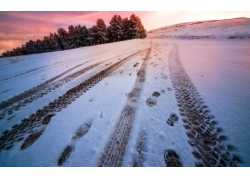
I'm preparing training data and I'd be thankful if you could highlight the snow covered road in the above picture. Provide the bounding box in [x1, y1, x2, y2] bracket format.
[0, 38, 249, 166]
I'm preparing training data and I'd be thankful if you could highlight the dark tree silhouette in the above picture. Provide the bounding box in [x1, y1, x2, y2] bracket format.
[1, 14, 147, 57]
[108, 15, 123, 42]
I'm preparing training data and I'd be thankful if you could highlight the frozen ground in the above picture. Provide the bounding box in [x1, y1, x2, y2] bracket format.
[0, 18, 249, 167]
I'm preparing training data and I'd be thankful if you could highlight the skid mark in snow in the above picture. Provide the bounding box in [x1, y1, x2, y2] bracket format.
[168, 45, 241, 167]
[58, 123, 91, 166]
[164, 150, 182, 167]
[133, 130, 147, 167]
[99, 46, 152, 167]
[0, 49, 147, 152]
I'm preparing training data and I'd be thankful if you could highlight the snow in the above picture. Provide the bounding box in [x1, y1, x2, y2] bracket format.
[147, 17, 250, 40]
[0, 18, 250, 167]
[176, 39, 250, 165]
[122, 44, 195, 167]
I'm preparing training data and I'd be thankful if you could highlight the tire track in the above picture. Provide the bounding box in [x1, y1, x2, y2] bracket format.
[0, 56, 82, 84]
[0, 60, 103, 120]
[0, 49, 147, 152]
[0, 59, 96, 110]
[0, 89, 11, 95]
[0, 50, 144, 120]
[99, 45, 152, 167]
[0, 51, 109, 84]
[168, 44, 241, 167]
[0, 47, 140, 84]
[133, 130, 147, 167]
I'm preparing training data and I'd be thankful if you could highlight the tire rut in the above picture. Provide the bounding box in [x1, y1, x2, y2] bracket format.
[0, 49, 147, 152]
[0, 57, 81, 84]
[99, 44, 152, 167]
[0, 60, 102, 119]
[0, 48, 142, 84]
[0, 50, 142, 120]
[0, 51, 108, 84]
[168, 44, 241, 167]
[133, 130, 147, 167]
[0, 59, 94, 109]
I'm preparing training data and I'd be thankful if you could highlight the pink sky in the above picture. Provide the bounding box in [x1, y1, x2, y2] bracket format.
[0, 11, 250, 54]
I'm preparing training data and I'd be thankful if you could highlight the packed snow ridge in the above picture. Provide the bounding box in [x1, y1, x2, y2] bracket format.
[0, 17, 249, 167]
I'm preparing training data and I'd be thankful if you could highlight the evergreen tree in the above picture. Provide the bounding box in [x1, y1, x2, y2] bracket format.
[74, 25, 84, 47]
[20, 45, 27, 55]
[91, 25, 97, 45]
[43, 36, 53, 52]
[129, 14, 138, 39]
[35, 39, 45, 53]
[67, 25, 77, 48]
[128, 14, 147, 39]
[2, 14, 147, 57]
[57, 27, 70, 50]
[80, 25, 89, 46]
[25, 40, 36, 54]
[87, 26, 97, 45]
[122, 17, 130, 40]
[95, 19, 108, 44]
[109, 15, 123, 42]
[49, 33, 61, 51]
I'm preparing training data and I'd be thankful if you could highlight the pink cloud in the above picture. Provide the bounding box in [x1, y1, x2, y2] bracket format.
[0, 40, 24, 55]
[0, 22, 55, 34]
[1, 11, 250, 54]
[0, 33, 44, 41]
[0, 11, 149, 54]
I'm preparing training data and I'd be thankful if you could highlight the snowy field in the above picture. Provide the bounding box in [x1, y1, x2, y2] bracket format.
[0, 18, 249, 167]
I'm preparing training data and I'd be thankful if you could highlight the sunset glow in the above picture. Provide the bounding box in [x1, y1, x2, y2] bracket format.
[0, 11, 250, 54]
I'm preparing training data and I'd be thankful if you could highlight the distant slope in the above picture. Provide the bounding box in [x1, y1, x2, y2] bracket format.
[147, 17, 250, 40]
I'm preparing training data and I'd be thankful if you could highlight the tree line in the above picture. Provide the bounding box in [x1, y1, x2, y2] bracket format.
[2, 14, 147, 57]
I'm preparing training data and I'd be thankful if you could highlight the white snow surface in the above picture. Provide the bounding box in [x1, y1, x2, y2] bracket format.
[0, 18, 250, 167]
[147, 17, 250, 40]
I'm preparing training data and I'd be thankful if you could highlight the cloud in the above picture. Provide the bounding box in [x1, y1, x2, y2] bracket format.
[0, 40, 24, 54]
[1, 11, 250, 53]
[0, 22, 55, 34]
[0, 11, 146, 54]
[0, 33, 45, 41]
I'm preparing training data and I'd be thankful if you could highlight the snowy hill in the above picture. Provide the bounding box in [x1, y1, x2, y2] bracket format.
[0, 17, 250, 167]
[147, 17, 250, 39]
